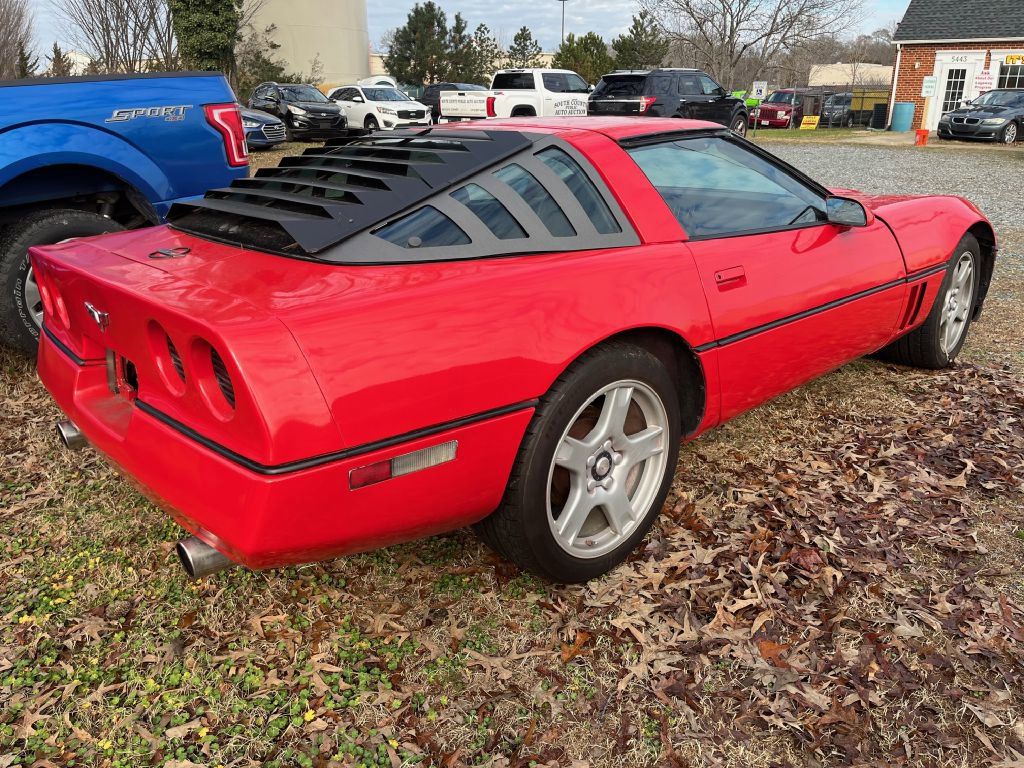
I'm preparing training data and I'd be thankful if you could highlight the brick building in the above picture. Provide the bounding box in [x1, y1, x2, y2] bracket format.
[888, 0, 1024, 130]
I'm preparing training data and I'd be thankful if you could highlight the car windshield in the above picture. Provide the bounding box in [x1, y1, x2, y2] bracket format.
[592, 75, 646, 97]
[971, 90, 1024, 107]
[280, 85, 329, 103]
[364, 88, 412, 102]
[824, 95, 850, 107]
[765, 92, 793, 103]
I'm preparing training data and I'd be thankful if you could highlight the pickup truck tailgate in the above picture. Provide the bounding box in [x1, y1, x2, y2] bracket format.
[440, 91, 490, 119]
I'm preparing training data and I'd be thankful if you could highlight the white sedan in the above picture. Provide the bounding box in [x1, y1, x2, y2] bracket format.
[326, 85, 431, 131]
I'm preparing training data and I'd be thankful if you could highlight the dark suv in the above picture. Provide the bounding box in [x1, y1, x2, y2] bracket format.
[422, 82, 486, 123]
[248, 82, 347, 140]
[588, 68, 748, 135]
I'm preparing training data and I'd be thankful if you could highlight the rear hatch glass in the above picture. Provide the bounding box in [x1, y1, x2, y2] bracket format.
[589, 75, 647, 115]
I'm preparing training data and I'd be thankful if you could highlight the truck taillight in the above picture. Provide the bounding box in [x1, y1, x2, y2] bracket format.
[486, 96, 497, 118]
[639, 96, 657, 114]
[204, 103, 248, 168]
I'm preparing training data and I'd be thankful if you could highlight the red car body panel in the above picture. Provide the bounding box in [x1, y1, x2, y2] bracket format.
[30, 117, 996, 571]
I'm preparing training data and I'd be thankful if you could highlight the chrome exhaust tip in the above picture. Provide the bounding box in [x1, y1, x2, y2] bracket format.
[56, 420, 86, 450]
[176, 536, 234, 579]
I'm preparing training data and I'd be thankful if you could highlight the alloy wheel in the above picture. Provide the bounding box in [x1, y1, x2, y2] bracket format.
[23, 264, 43, 331]
[546, 380, 670, 559]
[939, 251, 975, 355]
[732, 118, 747, 137]
[1004, 122, 1018, 144]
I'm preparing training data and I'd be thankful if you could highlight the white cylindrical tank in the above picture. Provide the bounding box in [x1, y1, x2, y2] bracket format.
[251, 0, 370, 89]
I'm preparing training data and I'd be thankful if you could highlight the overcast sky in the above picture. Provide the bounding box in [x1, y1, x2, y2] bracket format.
[28, 0, 908, 58]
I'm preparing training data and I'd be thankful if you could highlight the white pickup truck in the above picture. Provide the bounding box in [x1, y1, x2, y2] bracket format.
[439, 69, 591, 121]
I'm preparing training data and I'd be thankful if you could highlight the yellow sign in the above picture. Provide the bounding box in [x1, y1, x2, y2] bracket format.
[1007, 54, 1024, 65]
[799, 116, 820, 130]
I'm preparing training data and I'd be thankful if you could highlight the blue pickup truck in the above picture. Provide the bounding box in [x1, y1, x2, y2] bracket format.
[0, 71, 248, 355]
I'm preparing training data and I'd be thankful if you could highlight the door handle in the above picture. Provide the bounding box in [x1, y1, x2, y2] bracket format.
[714, 265, 746, 286]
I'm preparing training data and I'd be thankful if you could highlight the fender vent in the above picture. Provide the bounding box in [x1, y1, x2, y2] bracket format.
[900, 283, 928, 330]
[167, 128, 533, 257]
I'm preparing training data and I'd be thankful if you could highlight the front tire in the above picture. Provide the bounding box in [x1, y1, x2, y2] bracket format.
[475, 342, 681, 582]
[875, 233, 981, 369]
[364, 115, 379, 131]
[0, 209, 124, 356]
[1001, 121, 1019, 144]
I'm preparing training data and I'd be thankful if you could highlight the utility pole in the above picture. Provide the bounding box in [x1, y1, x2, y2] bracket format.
[558, 0, 569, 44]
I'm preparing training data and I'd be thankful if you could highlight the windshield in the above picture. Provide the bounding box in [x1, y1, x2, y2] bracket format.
[592, 75, 645, 97]
[765, 92, 794, 103]
[971, 89, 1024, 107]
[364, 87, 412, 102]
[280, 85, 329, 103]
[824, 95, 850, 107]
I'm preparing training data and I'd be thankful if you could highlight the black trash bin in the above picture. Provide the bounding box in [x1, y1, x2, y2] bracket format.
[870, 103, 889, 130]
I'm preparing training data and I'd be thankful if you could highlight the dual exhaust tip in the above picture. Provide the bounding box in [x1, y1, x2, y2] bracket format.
[55, 419, 235, 579]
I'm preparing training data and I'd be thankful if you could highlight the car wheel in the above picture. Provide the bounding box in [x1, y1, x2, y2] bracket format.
[1001, 121, 1019, 144]
[364, 115, 379, 131]
[875, 233, 981, 369]
[730, 115, 747, 137]
[474, 341, 681, 582]
[846, 114, 855, 128]
[0, 209, 124, 356]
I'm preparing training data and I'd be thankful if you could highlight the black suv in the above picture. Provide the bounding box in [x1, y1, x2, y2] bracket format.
[248, 82, 347, 141]
[588, 68, 748, 135]
[422, 82, 486, 123]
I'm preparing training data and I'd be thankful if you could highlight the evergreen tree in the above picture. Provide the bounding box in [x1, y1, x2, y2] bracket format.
[612, 11, 668, 71]
[47, 42, 75, 77]
[551, 32, 613, 85]
[505, 26, 542, 69]
[382, 2, 450, 85]
[470, 24, 503, 84]
[16, 44, 39, 78]
[446, 13, 476, 83]
[168, 0, 242, 75]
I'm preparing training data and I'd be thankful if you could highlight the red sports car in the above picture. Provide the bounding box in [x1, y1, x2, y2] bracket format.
[31, 117, 996, 583]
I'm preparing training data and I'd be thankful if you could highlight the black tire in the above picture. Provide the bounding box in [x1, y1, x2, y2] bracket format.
[1000, 121, 1019, 144]
[0, 209, 124, 356]
[364, 115, 379, 131]
[875, 233, 981, 369]
[730, 114, 748, 137]
[846, 114, 855, 128]
[474, 342, 681, 582]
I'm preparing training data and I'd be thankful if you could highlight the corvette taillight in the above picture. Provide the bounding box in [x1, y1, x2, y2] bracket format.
[349, 441, 458, 489]
[192, 338, 236, 419]
[204, 103, 248, 168]
[148, 322, 187, 395]
[639, 96, 657, 113]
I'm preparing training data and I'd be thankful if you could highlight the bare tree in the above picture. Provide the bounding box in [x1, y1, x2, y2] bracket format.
[641, 0, 864, 89]
[52, 0, 174, 72]
[0, 0, 34, 79]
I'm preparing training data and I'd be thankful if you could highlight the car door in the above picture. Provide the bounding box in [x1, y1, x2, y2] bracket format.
[675, 74, 710, 119]
[698, 75, 734, 125]
[625, 135, 907, 421]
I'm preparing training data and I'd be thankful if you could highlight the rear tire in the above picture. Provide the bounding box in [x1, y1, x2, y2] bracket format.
[875, 233, 980, 369]
[730, 115, 748, 137]
[0, 209, 124, 357]
[510, 108, 536, 118]
[474, 342, 681, 582]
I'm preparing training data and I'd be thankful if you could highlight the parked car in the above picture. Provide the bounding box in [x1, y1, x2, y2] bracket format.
[34, 117, 995, 583]
[240, 106, 286, 149]
[0, 71, 248, 356]
[247, 82, 347, 140]
[438, 69, 590, 121]
[588, 68, 748, 135]
[821, 90, 889, 128]
[326, 84, 431, 131]
[422, 82, 487, 122]
[750, 88, 826, 128]
[938, 88, 1023, 144]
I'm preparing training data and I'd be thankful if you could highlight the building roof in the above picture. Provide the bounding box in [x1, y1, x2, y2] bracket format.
[893, 0, 1024, 42]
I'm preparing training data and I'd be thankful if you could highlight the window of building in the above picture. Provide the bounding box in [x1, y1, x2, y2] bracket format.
[998, 64, 1024, 89]
[626, 137, 826, 238]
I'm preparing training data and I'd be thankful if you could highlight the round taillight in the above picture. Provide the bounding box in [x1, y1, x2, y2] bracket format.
[191, 338, 235, 420]
[35, 269, 54, 318]
[54, 292, 70, 329]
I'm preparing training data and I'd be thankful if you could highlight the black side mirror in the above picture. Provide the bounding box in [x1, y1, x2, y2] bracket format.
[826, 196, 873, 227]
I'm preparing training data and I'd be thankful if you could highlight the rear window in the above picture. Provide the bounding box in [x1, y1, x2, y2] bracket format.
[494, 163, 575, 237]
[536, 148, 620, 235]
[450, 184, 526, 240]
[375, 206, 469, 248]
[492, 72, 536, 90]
[593, 75, 646, 97]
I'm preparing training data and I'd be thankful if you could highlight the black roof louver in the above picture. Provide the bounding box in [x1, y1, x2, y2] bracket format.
[167, 128, 533, 256]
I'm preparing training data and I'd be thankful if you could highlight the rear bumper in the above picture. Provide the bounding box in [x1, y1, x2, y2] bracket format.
[38, 330, 533, 570]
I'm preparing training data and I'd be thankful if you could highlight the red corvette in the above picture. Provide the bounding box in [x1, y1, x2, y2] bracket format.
[31, 117, 995, 582]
